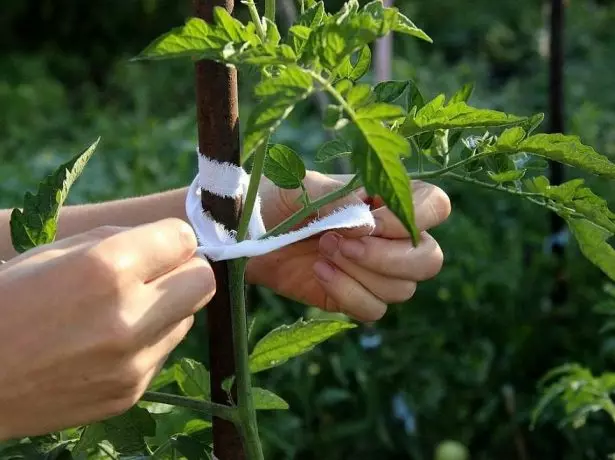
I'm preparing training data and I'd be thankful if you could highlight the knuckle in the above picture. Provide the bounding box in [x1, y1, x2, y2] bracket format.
[103, 319, 135, 356]
[114, 361, 147, 395]
[79, 247, 126, 290]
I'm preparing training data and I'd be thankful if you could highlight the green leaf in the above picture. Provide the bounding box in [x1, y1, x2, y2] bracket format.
[351, 120, 419, 242]
[449, 82, 475, 104]
[263, 144, 307, 189]
[73, 406, 156, 456]
[390, 9, 433, 43]
[264, 17, 281, 45]
[315, 139, 352, 163]
[406, 80, 425, 112]
[487, 170, 526, 183]
[252, 388, 290, 410]
[242, 65, 314, 162]
[518, 133, 615, 178]
[175, 358, 211, 399]
[374, 80, 409, 103]
[10, 138, 99, 253]
[346, 84, 374, 108]
[249, 318, 356, 373]
[349, 45, 371, 81]
[172, 435, 210, 460]
[356, 103, 405, 121]
[400, 96, 527, 137]
[569, 219, 615, 280]
[148, 365, 178, 391]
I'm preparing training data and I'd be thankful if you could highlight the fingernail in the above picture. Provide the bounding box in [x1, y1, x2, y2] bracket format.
[319, 232, 340, 258]
[340, 239, 365, 260]
[313, 260, 335, 282]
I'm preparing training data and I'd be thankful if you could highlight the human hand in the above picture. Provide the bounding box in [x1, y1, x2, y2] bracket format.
[0, 219, 215, 440]
[246, 172, 451, 322]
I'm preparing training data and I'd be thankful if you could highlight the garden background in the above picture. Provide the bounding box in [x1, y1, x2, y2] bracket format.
[2, 0, 615, 458]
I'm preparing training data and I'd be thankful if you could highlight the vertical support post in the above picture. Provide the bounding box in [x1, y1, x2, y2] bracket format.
[374, 0, 394, 82]
[192, 1, 245, 458]
[548, 0, 567, 304]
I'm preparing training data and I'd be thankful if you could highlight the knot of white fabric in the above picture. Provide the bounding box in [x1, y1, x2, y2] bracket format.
[185, 150, 376, 262]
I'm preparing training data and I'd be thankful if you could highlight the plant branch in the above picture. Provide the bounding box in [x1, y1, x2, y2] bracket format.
[238, 141, 268, 241]
[229, 259, 264, 460]
[261, 175, 362, 238]
[141, 392, 238, 423]
[244, 0, 266, 39]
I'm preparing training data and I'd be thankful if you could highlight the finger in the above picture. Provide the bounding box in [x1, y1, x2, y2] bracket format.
[141, 316, 195, 372]
[312, 258, 387, 322]
[141, 256, 216, 334]
[320, 231, 444, 281]
[1, 226, 129, 270]
[371, 182, 451, 239]
[91, 218, 198, 283]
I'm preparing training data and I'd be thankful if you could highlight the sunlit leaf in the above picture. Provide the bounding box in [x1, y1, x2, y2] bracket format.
[349, 45, 371, 81]
[10, 138, 99, 253]
[249, 319, 356, 373]
[253, 388, 290, 410]
[355, 103, 405, 120]
[315, 139, 352, 163]
[175, 358, 211, 399]
[263, 144, 306, 189]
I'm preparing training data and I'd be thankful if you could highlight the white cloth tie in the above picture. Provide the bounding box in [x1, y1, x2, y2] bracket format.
[185, 150, 375, 261]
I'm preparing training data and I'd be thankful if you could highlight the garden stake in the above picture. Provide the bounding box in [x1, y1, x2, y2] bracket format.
[193, 0, 245, 458]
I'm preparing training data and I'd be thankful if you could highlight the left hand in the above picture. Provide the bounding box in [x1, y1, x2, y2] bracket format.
[246, 171, 451, 322]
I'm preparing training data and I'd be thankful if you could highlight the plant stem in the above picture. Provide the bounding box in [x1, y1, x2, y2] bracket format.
[442, 172, 542, 198]
[244, 1, 266, 39]
[229, 258, 264, 460]
[238, 141, 268, 241]
[265, 0, 276, 21]
[300, 0, 305, 14]
[141, 392, 238, 423]
[262, 175, 362, 238]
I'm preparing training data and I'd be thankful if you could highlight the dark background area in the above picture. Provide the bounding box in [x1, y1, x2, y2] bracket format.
[2, 1, 615, 458]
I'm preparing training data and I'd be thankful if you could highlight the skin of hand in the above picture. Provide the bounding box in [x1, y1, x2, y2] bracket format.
[247, 172, 452, 322]
[0, 218, 215, 441]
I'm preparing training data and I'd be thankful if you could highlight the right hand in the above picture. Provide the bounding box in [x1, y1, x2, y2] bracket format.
[0, 218, 215, 441]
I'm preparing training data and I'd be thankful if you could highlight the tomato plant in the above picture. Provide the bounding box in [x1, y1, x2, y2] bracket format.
[4, 0, 615, 458]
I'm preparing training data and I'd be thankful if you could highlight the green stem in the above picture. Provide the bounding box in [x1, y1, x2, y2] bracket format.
[300, 0, 305, 14]
[237, 141, 268, 241]
[229, 259, 264, 460]
[244, 1, 266, 40]
[443, 172, 543, 198]
[141, 392, 238, 423]
[265, 0, 276, 21]
[262, 175, 362, 238]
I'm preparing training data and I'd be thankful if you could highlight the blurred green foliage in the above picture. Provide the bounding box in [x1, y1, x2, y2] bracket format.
[3, 0, 615, 458]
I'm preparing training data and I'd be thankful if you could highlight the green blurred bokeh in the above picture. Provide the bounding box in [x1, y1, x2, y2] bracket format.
[2, 1, 615, 458]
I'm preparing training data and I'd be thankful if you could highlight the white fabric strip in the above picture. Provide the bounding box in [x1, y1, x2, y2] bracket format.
[186, 149, 375, 262]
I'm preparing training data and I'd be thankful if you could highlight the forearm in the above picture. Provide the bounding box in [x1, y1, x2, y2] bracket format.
[0, 187, 189, 260]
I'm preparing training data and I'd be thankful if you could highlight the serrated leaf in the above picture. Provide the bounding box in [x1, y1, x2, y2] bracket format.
[356, 103, 405, 120]
[249, 319, 356, 373]
[351, 119, 419, 242]
[449, 83, 474, 104]
[346, 84, 374, 108]
[148, 365, 178, 391]
[406, 80, 425, 112]
[390, 9, 432, 43]
[315, 139, 352, 163]
[400, 96, 527, 137]
[374, 80, 409, 103]
[252, 388, 290, 410]
[569, 218, 615, 281]
[349, 45, 371, 80]
[10, 138, 99, 253]
[264, 17, 281, 45]
[242, 66, 314, 162]
[518, 133, 615, 178]
[73, 406, 155, 456]
[263, 144, 306, 189]
[175, 358, 211, 399]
